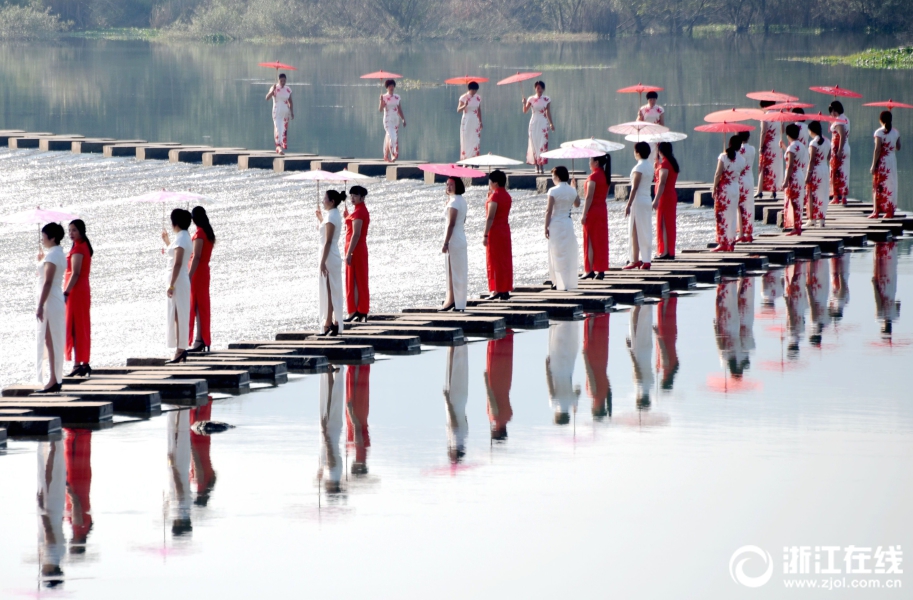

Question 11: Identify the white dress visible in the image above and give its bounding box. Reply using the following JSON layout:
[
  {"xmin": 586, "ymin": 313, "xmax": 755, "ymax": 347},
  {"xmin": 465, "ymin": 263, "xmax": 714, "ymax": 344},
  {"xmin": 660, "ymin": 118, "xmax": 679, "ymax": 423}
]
[
  {"xmin": 628, "ymin": 159, "xmax": 654, "ymax": 263},
  {"xmin": 806, "ymin": 137, "xmax": 832, "ymax": 221},
  {"xmin": 318, "ymin": 208, "xmax": 345, "ymax": 332},
  {"xmin": 444, "ymin": 194, "xmax": 468, "ymax": 310},
  {"xmin": 37, "ymin": 245, "xmax": 66, "ymax": 384},
  {"xmin": 874, "ymin": 126, "xmax": 901, "ymax": 212},
  {"xmin": 319, "ymin": 370, "xmax": 345, "ymax": 487},
  {"xmin": 167, "ymin": 409, "xmax": 192, "ymax": 528},
  {"xmin": 738, "ymin": 143, "xmax": 756, "ymax": 236},
  {"xmin": 783, "ymin": 140, "xmax": 809, "ymax": 230},
  {"xmin": 526, "ymin": 94, "xmax": 551, "ymax": 166},
  {"xmin": 166, "ymin": 230, "xmax": 192, "ymax": 349},
  {"xmin": 382, "ymin": 93, "xmax": 401, "ymax": 161},
  {"xmin": 759, "ymin": 113, "xmax": 784, "ymax": 192},
  {"xmin": 444, "ymin": 345, "xmax": 469, "ymax": 453},
  {"xmin": 459, "ymin": 93, "xmax": 482, "ymax": 160},
  {"xmin": 271, "ymin": 84, "xmax": 292, "ymax": 151},
  {"xmin": 628, "ymin": 305, "xmax": 654, "ymax": 404},
  {"xmin": 546, "ymin": 182, "xmax": 579, "ymax": 290},
  {"xmin": 547, "ymin": 321, "xmax": 579, "ymax": 420}
]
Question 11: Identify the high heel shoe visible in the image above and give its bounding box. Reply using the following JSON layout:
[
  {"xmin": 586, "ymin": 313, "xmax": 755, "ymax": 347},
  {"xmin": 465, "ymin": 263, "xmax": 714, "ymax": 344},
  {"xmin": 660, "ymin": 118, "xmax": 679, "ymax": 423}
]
[
  {"xmin": 357, "ymin": 312, "xmax": 368, "ymax": 322},
  {"xmin": 66, "ymin": 365, "xmax": 85, "ymax": 378},
  {"xmin": 328, "ymin": 323, "xmax": 339, "ymax": 337},
  {"xmin": 167, "ymin": 350, "xmax": 188, "ymax": 364},
  {"xmin": 41, "ymin": 382, "xmax": 63, "ymax": 393},
  {"xmin": 317, "ymin": 326, "xmax": 334, "ymax": 337},
  {"xmin": 343, "ymin": 313, "xmax": 359, "ymax": 323},
  {"xmin": 188, "ymin": 342, "xmax": 209, "ymax": 353},
  {"xmin": 438, "ymin": 303, "xmax": 455, "ymax": 312},
  {"xmin": 579, "ymin": 271, "xmax": 596, "ymax": 280},
  {"xmin": 622, "ymin": 261, "xmax": 642, "ymax": 270},
  {"xmin": 595, "ymin": 272, "xmax": 605, "ymax": 280}
]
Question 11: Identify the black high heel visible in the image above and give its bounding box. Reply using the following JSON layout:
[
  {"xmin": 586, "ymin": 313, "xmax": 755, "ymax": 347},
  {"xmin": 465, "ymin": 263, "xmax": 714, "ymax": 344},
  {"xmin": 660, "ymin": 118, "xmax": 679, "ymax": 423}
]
[
  {"xmin": 41, "ymin": 382, "xmax": 63, "ymax": 393},
  {"xmin": 343, "ymin": 313, "xmax": 359, "ymax": 323},
  {"xmin": 316, "ymin": 326, "xmax": 334, "ymax": 337},
  {"xmin": 595, "ymin": 272, "xmax": 605, "ymax": 280},
  {"xmin": 579, "ymin": 271, "xmax": 596, "ymax": 280},
  {"xmin": 167, "ymin": 350, "xmax": 188, "ymax": 364},
  {"xmin": 188, "ymin": 342, "xmax": 209, "ymax": 353},
  {"xmin": 66, "ymin": 365, "xmax": 84, "ymax": 378},
  {"xmin": 358, "ymin": 313, "xmax": 368, "ymax": 322},
  {"xmin": 438, "ymin": 303, "xmax": 455, "ymax": 312},
  {"xmin": 328, "ymin": 323, "xmax": 339, "ymax": 337},
  {"xmin": 82, "ymin": 364, "xmax": 92, "ymax": 378}
]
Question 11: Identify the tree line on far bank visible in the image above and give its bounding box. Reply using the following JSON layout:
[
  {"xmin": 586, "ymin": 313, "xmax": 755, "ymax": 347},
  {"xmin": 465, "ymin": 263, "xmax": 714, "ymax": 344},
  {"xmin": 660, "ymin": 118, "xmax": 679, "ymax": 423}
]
[{"xmin": 1, "ymin": 0, "xmax": 910, "ymax": 40}]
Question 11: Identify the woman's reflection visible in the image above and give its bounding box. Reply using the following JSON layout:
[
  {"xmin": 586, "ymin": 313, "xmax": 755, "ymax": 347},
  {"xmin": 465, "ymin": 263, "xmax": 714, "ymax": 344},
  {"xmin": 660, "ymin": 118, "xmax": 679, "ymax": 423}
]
[
  {"xmin": 737, "ymin": 277, "xmax": 757, "ymax": 367},
  {"xmin": 873, "ymin": 241, "xmax": 901, "ymax": 336},
  {"xmin": 714, "ymin": 279, "xmax": 744, "ymax": 375},
  {"xmin": 627, "ymin": 305, "xmax": 654, "ymax": 409},
  {"xmin": 484, "ymin": 336, "xmax": 513, "ymax": 441},
  {"xmin": 168, "ymin": 409, "xmax": 192, "ymax": 537},
  {"xmin": 547, "ymin": 322, "xmax": 580, "ymax": 424},
  {"xmin": 654, "ymin": 298, "xmax": 679, "ymax": 392},
  {"xmin": 346, "ymin": 364, "xmax": 371, "ymax": 476},
  {"xmin": 828, "ymin": 254, "xmax": 850, "ymax": 320},
  {"xmin": 38, "ymin": 439, "xmax": 66, "ymax": 588},
  {"xmin": 583, "ymin": 314, "xmax": 612, "ymax": 419},
  {"xmin": 189, "ymin": 400, "xmax": 217, "ymax": 507},
  {"xmin": 761, "ymin": 269, "xmax": 785, "ymax": 315},
  {"xmin": 806, "ymin": 259, "xmax": 830, "ymax": 346},
  {"xmin": 784, "ymin": 262, "xmax": 808, "ymax": 359},
  {"xmin": 445, "ymin": 345, "xmax": 469, "ymax": 462},
  {"xmin": 319, "ymin": 368, "xmax": 345, "ymax": 493},
  {"xmin": 64, "ymin": 428, "xmax": 92, "ymax": 557}
]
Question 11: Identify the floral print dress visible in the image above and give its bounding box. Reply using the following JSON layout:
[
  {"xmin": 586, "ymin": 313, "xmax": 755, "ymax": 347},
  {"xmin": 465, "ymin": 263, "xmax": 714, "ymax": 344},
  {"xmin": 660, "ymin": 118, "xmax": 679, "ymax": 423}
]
[
  {"xmin": 805, "ymin": 137, "xmax": 831, "ymax": 222},
  {"xmin": 873, "ymin": 126, "xmax": 900, "ymax": 215},
  {"xmin": 714, "ymin": 152, "xmax": 745, "ymax": 251},
  {"xmin": 758, "ymin": 113, "xmax": 783, "ymax": 193},
  {"xmin": 829, "ymin": 115, "xmax": 851, "ymax": 200},
  {"xmin": 382, "ymin": 93, "xmax": 401, "ymax": 162},
  {"xmin": 459, "ymin": 92, "xmax": 482, "ymax": 160},
  {"xmin": 526, "ymin": 94, "xmax": 550, "ymax": 166}
]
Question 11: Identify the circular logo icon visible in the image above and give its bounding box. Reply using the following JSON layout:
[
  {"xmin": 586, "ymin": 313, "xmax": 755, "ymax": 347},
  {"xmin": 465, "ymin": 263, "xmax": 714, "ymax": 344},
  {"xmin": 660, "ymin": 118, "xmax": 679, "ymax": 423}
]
[{"xmin": 729, "ymin": 545, "xmax": 774, "ymax": 588}]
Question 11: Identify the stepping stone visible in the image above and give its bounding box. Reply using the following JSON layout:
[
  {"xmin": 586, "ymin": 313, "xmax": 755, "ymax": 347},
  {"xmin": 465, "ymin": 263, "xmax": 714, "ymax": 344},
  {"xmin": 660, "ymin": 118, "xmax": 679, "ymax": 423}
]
[
  {"xmin": 238, "ymin": 153, "xmax": 280, "ymax": 169},
  {"xmin": 670, "ymin": 261, "xmax": 745, "ymax": 277},
  {"xmin": 386, "ymin": 165, "xmax": 423, "ymax": 180},
  {"xmin": 0, "ymin": 400, "xmax": 113, "ymax": 423},
  {"xmin": 72, "ymin": 139, "xmax": 143, "ymax": 153},
  {"xmin": 103, "ymin": 142, "xmax": 181, "ymax": 157},
  {"xmin": 505, "ymin": 292, "xmax": 618, "ymax": 310},
  {"xmin": 609, "ymin": 266, "xmax": 721, "ymax": 284},
  {"xmin": 284, "ymin": 326, "xmax": 464, "ymax": 345},
  {"xmin": 273, "ymin": 155, "xmax": 332, "ymax": 172},
  {"xmin": 226, "ymin": 342, "xmax": 374, "ymax": 362},
  {"xmin": 738, "ymin": 243, "xmax": 820, "ymax": 260},
  {"xmin": 373, "ymin": 313, "xmax": 507, "ymax": 334},
  {"xmin": 0, "ymin": 415, "xmax": 61, "ymax": 436},
  {"xmin": 753, "ymin": 236, "xmax": 844, "ymax": 254},
  {"xmin": 461, "ymin": 309, "xmax": 548, "ymax": 328},
  {"xmin": 85, "ymin": 369, "xmax": 250, "ymax": 390},
  {"xmin": 592, "ymin": 272, "xmax": 697, "ymax": 291},
  {"xmin": 1, "ymin": 132, "xmax": 53, "ymax": 146},
  {"xmin": 170, "ymin": 147, "xmax": 244, "ymax": 163},
  {"xmin": 466, "ymin": 300, "xmax": 585, "ymax": 319},
  {"xmin": 30, "ymin": 390, "xmax": 161, "ymax": 413},
  {"xmin": 673, "ymin": 252, "xmax": 770, "ymax": 270},
  {"xmin": 41, "ymin": 136, "xmax": 103, "ymax": 151},
  {"xmin": 10, "ymin": 134, "xmax": 83, "ymax": 149},
  {"xmin": 62, "ymin": 378, "xmax": 207, "ymax": 401},
  {"xmin": 138, "ymin": 144, "xmax": 210, "ymax": 161},
  {"xmin": 179, "ymin": 360, "xmax": 288, "ymax": 381},
  {"xmin": 347, "ymin": 161, "xmax": 417, "ymax": 177}
]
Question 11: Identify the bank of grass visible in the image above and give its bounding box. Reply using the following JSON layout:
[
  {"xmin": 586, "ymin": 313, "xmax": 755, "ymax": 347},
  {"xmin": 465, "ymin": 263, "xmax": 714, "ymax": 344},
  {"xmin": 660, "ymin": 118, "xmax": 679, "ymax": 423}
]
[
  {"xmin": 793, "ymin": 46, "xmax": 913, "ymax": 69},
  {"xmin": 0, "ymin": 4, "xmax": 69, "ymax": 40},
  {"xmin": 66, "ymin": 28, "xmax": 161, "ymax": 41}
]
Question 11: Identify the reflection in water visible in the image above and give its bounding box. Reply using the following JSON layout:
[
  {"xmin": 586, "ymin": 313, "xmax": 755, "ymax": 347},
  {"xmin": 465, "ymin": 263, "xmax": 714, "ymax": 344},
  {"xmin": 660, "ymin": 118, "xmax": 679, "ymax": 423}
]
[
  {"xmin": 484, "ymin": 336, "xmax": 513, "ymax": 441},
  {"xmin": 873, "ymin": 242, "xmax": 901, "ymax": 337},
  {"xmin": 189, "ymin": 401, "xmax": 217, "ymax": 507},
  {"xmin": 37, "ymin": 439, "xmax": 66, "ymax": 588},
  {"xmin": 784, "ymin": 263, "xmax": 809, "ymax": 359},
  {"xmin": 738, "ymin": 277, "xmax": 757, "ymax": 364},
  {"xmin": 654, "ymin": 299, "xmax": 679, "ymax": 391},
  {"xmin": 167, "ymin": 410, "xmax": 193, "ymax": 537},
  {"xmin": 445, "ymin": 345, "xmax": 469, "ymax": 462},
  {"xmin": 346, "ymin": 365, "xmax": 371, "ymax": 476},
  {"xmin": 714, "ymin": 278, "xmax": 757, "ymax": 380},
  {"xmin": 761, "ymin": 268, "xmax": 785, "ymax": 314},
  {"xmin": 806, "ymin": 259, "xmax": 830, "ymax": 346},
  {"xmin": 627, "ymin": 305, "xmax": 654, "ymax": 409},
  {"xmin": 583, "ymin": 315, "xmax": 612, "ymax": 419},
  {"xmin": 64, "ymin": 429, "xmax": 93, "ymax": 556},
  {"xmin": 829, "ymin": 254, "xmax": 851, "ymax": 320},
  {"xmin": 547, "ymin": 322, "xmax": 580, "ymax": 425},
  {"xmin": 319, "ymin": 369, "xmax": 345, "ymax": 493}
]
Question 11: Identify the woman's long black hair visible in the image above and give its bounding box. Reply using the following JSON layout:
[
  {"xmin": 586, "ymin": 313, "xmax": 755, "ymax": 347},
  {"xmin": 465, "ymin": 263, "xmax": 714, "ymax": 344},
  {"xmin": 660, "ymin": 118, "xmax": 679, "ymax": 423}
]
[
  {"xmin": 726, "ymin": 135, "xmax": 741, "ymax": 161},
  {"xmin": 69, "ymin": 219, "xmax": 93, "ymax": 256},
  {"xmin": 593, "ymin": 153, "xmax": 611, "ymax": 185},
  {"xmin": 881, "ymin": 110, "xmax": 893, "ymax": 133},
  {"xmin": 658, "ymin": 142, "xmax": 680, "ymax": 174},
  {"xmin": 191, "ymin": 206, "xmax": 216, "ymax": 244}
]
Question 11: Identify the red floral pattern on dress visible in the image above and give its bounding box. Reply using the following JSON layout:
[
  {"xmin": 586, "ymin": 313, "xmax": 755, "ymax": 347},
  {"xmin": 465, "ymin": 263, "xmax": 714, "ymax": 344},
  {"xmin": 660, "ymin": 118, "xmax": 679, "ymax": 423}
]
[
  {"xmin": 758, "ymin": 122, "xmax": 781, "ymax": 192},
  {"xmin": 873, "ymin": 127, "xmax": 899, "ymax": 215},
  {"xmin": 382, "ymin": 93, "xmax": 401, "ymax": 162},
  {"xmin": 714, "ymin": 153, "xmax": 742, "ymax": 251},
  {"xmin": 804, "ymin": 138, "xmax": 830, "ymax": 221},
  {"xmin": 782, "ymin": 141, "xmax": 807, "ymax": 233},
  {"xmin": 829, "ymin": 117, "xmax": 850, "ymax": 199},
  {"xmin": 459, "ymin": 93, "xmax": 482, "ymax": 160},
  {"xmin": 526, "ymin": 95, "xmax": 550, "ymax": 166},
  {"xmin": 738, "ymin": 145, "xmax": 755, "ymax": 239}
]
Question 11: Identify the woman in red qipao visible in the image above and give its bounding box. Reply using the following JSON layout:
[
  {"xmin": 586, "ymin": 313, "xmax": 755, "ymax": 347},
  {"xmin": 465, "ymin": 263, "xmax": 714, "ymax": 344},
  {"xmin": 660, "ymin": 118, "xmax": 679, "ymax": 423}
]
[
  {"xmin": 652, "ymin": 142, "xmax": 680, "ymax": 259},
  {"xmin": 189, "ymin": 400, "xmax": 217, "ymax": 506},
  {"xmin": 483, "ymin": 170, "xmax": 513, "ymax": 300},
  {"xmin": 344, "ymin": 186, "xmax": 370, "ymax": 322},
  {"xmin": 64, "ymin": 220, "xmax": 93, "ymax": 377},
  {"xmin": 346, "ymin": 364, "xmax": 371, "ymax": 475},
  {"xmin": 188, "ymin": 207, "xmax": 215, "ymax": 352},
  {"xmin": 580, "ymin": 154, "xmax": 610, "ymax": 279},
  {"xmin": 583, "ymin": 314, "xmax": 611, "ymax": 419},
  {"xmin": 485, "ymin": 335, "xmax": 514, "ymax": 440},
  {"xmin": 64, "ymin": 428, "xmax": 93, "ymax": 549}
]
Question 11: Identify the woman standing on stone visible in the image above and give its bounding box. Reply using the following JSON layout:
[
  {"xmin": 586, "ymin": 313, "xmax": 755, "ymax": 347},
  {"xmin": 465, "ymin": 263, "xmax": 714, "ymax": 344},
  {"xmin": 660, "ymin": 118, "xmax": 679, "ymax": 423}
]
[
  {"xmin": 737, "ymin": 131, "xmax": 756, "ymax": 243},
  {"xmin": 580, "ymin": 153, "xmax": 610, "ymax": 280},
  {"xmin": 63, "ymin": 219, "xmax": 93, "ymax": 377},
  {"xmin": 458, "ymin": 81, "xmax": 482, "ymax": 160},
  {"xmin": 780, "ymin": 124, "xmax": 808, "ymax": 235},
  {"xmin": 379, "ymin": 79, "xmax": 406, "ymax": 162},
  {"xmin": 712, "ymin": 136, "xmax": 746, "ymax": 251},
  {"xmin": 37, "ymin": 223, "xmax": 67, "ymax": 392},
  {"xmin": 871, "ymin": 110, "xmax": 901, "ymax": 219},
  {"xmin": 162, "ymin": 209, "xmax": 192, "ymax": 363},
  {"xmin": 756, "ymin": 100, "xmax": 782, "ymax": 199},
  {"xmin": 484, "ymin": 170, "xmax": 513, "ymax": 299},
  {"xmin": 804, "ymin": 121, "xmax": 831, "ymax": 228},
  {"xmin": 344, "ymin": 186, "xmax": 370, "ymax": 322},
  {"xmin": 316, "ymin": 190, "xmax": 345, "ymax": 336},
  {"xmin": 265, "ymin": 73, "xmax": 293, "ymax": 155},
  {"xmin": 188, "ymin": 207, "xmax": 215, "ymax": 352},
  {"xmin": 441, "ymin": 177, "xmax": 468, "ymax": 312},
  {"xmin": 545, "ymin": 166, "xmax": 580, "ymax": 291},
  {"xmin": 652, "ymin": 142, "xmax": 680, "ymax": 259},
  {"xmin": 828, "ymin": 101, "xmax": 851, "ymax": 206},
  {"xmin": 523, "ymin": 81, "xmax": 553, "ymax": 174},
  {"xmin": 623, "ymin": 142, "xmax": 653, "ymax": 270}
]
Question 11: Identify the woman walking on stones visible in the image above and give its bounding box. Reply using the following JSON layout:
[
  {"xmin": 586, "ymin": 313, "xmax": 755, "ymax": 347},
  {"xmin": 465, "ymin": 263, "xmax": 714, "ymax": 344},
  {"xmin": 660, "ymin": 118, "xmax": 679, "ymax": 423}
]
[
  {"xmin": 523, "ymin": 81, "xmax": 553, "ymax": 174},
  {"xmin": 871, "ymin": 110, "xmax": 901, "ymax": 219},
  {"xmin": 828, "ymin": 101, "xmax": 851, "ymax": 205},
  {"xmin": 712, "ymin": 136, "xmax": 746, "ymax": 251},
  {"xmin": 63, "ymin": 219, "xmax": 93, "ymax": 377},
  {"xmin": 458, "ymin": 81, "xmax": 482, "ymax": 160},
  {"xmin": 805, "ymin": 121, "xmax": 831, "ymax": 228},
  {"xmin": 380, "ymin": 79, "xmax": 406, "ymax": 162},
  {"xmin": 265, "ymin": 73, "xmax": 293, "ymax": 154}
]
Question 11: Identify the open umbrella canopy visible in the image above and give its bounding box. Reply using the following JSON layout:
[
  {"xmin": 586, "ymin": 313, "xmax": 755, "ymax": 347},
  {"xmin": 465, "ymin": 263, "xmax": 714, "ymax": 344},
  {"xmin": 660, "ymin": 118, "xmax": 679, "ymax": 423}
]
[
  {"xmin": 704, "ymin": 108, "xmax": 766, "ymax": 123},
  {"xmin": 617, "ymin": 83, "xmax": 664, "ymax": 94},
  {"xmin": 497, "ymin": 72, "xmax": 542, "ymax": 85},
  {"xmin": 360, "ymin": 70, "xmax": 403, "ymax": 79},
  {"xmin": 608, "ymin": 121, "xmax": 669, "ymax": 136},
  {"xmin": 560, "ymin": 138, "xmax": 625, "ymax": 153},
  {"xmin": 746, "ymin": 90, "xmax": 798, "ymax": 102},
  {"xmin": 0, "ymin": 207, "xmax": 80, "ymax": 225},
  {"xmin": 123, "ymin": 190, "xmax": 207, "ymax": 204},
  {"xmin": 334, "ymin": 169, "xmax": 372, "ymax": 180},
  {"xmin": 540, "ymin": 146, "xmax": 604, "ymax": 160},
  {"xmin": 457, "ymin": 153, "xmax": 523, "ymax": 167},
  {"xmin": 810, "ymin": 85, "xmax": 862, "ymax": 99},
  {"xmin": 766, "ymin": 101, "xmax": 815, "ymax": 111},
  {"xmin": 258, "ymin": 61, "xmax": 297, "ymax": 71},
  {"xmin": 625, "ymin": 132, "xmax": 687, "ymax": 143},
  {"xmin": 419, "ymin": 163, "xmax": 486, "ymax": 178},
  {"xmin": 694, "ymin": 122, "xmax": 755, "ymax": 133},
  {"xmin": 863, "ymin": 99, "xmax": 913, "ymax": 110},
  {"xmin": 755, "ymin": 111, "xmax": 807, "ymax": 123},
  {"xmin": 283, "ymin": 170, "xmax": 348, "ymax": 182},
  {"xmin": 803, "ymin": 111, "xmax": 842, "ymax": 123},
  {"xmin": 445, "ymin": 76, "xmax": 489, "ymax": 85}
]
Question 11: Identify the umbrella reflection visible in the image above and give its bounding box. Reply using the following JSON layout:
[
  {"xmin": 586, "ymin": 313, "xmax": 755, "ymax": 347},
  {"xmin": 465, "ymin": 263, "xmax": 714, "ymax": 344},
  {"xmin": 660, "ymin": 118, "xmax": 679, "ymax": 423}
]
[
  {"xmin": 444, "ymin": 345, "xmax": 469, "ymax": 462},
  {"xmin": 319, "ymin": 369, "xmax": 345, "ymax": 494},
  {"xmin": 583, "ymin": 314, "xmax": 612, "ymax": 419},
  {"xmin": 546, "ymin": 322, "xmax": 580, "ymax": 425},
  {"xmin": 873, "ymin": 242, "xmax": 901, "ymax": 337},
  {"xmin": 626, "ymin": 305, "xmax": 654, "ymax": 409},
  {"xmin": 784, "ymin": 262, "xmax": 809, "ymax": 359},
  {"xmin": 37, "ymin": 439, "xmax": 66, "ymax": 589},
  {"xmin": 829, "ymin": 254, "xmax": 850, "ymax": 320},
  {"xmin": 806, "ymin": 259, "xmax": 830, "ymax": 346},
  {"xmin": 346, "ymin": 365, "xmax": 371, "ymax": 476},
  {"xmin": 189, "ymin": 400, "xmax": 217, "ymax": 507},
  {"xmin": 167, "ymin": 410, "xmax": 192, "ymax": 537},
  {"xmin": 654, "ymin": 298, "xmax": 679, "ymax": 391},
  {"xmin": 484, "ymin": 336, "xmax": 513, "ymax": 441},
  {"xmin": 64, "ymin": 429, "xmax": 92, "ymax": 557}
]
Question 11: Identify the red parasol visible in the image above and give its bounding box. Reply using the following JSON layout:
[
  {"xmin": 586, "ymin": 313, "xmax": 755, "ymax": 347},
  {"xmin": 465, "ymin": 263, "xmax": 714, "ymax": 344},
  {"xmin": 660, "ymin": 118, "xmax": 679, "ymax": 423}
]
[
  {"xmin": 704, "ymin": 108, "xmax": 765, "ymax": 123},
  {"xmin": 803, "ymin": 111, "xmax": 842, "ymax": 123},
  {"xmin": 445, "ymin": 76, "xmax": 489, "ymax": 85},
  {"xmin": 695, "ymin": 121, "xmax": 755, "ymax": 150},
  {"xmin": 617, "ymin": 82, "xmax": 664, "ymax": 94},
  {"xmin": 497, "ymin": 71, "xmax": 542, "ymax": 85},
  {"xmin": 766, "ymin": 101, "xmax": 814, "ymax": 111},
  {"xmin": 810, "ymin": 85, "xmax": 862, "ymax": 99},
  {"xmin": 360, "ymin": 70, "xmax": 403, "ymax": 79},
  {"xmin": 746, "ymin": 90, "xmax": 798, "ymax": 102},
  {"xmin": 755, "ymin": 111, "xmax": 805, "ymax": 123},
  {"xmin": 863, "ymin": 99, "xmax": 913, "ymax": 111},
  {"xmin": 258, "ymin": 61, "xmax": 297, "ymax": 72},
  {"xmin": 418, "ymin": 163, "xmax": 486, "ymax": 178}
]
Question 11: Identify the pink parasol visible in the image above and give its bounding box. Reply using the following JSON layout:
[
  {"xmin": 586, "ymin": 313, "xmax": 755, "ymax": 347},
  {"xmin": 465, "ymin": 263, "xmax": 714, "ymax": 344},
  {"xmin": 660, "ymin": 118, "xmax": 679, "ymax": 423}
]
[
  {"xmin": 704, "ymin": 108, "xmax": 765, "ymax": 123},
  {"xmin": 540, "ymin": 145, "xmax": 604, "ymax": 174},
  {"xmin": 746, "ymin": 90, "xmax": 798, "ymax": 102},
  {"xmin": 766, "ymin": 101, "xmax": 815, "ymax": 111},
  {"xmin": 863, "ymin": 99, "xmax": 913, "ymax": 111},
  {"xmin": 608, "ymin": 121, "xmax": 669, "ymax": 141},
  {"xmin": 445, "ymin": 76, "xmax": 489, "ymax": 85},
  {"xmin": 124, "ymin": 190, "xmax": 206, "ymax": 204},
  {"xmin": 259, "ymin": 61, "xmax": 297, "ymax": 72},
  {"xmin": 617, "ymin": 82, "xmax": 664, "ymax": 107},
  {"xmin": 1, "ymin": 207, "xmax": 79, "ymax": 225},
  {"xmin": 284, "ymin": 170, "xmax": 349, "ymax": 208},
  {"xmin": 418, "ymin": 163, "xmax": 486, "ymax": 178},
  {"xmin": 497, "ymin": 71, "xmax": 542, "ymax": 85},
  {"xmin": 695, "ymin": 121, "xmax": 755, "ymax": 150},
  {"xmin": 810, "ymin": 85, "xmax": 862, "ymax": 99},
  {"xmin": 803, "ymin": 111, "xmax": 842, "ymax": 123},
  {"xmin": 360, "ymin": 70, "xmax": 403, "ymax": 80}
]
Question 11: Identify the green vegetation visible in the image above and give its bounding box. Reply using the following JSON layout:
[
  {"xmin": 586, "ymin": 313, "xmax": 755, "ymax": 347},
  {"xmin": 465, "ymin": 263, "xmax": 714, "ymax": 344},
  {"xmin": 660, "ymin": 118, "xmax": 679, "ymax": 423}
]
[
  {"xmin": 794, "ymin": 47, "xmax": 913, "ymax": 70},
  {"xmin": 0, "ymin": 3, "xmax": 69, "ymax": 39},
  {"xmin": 67, "ymin": 27, "xmax": 160, "ymax": 40}
]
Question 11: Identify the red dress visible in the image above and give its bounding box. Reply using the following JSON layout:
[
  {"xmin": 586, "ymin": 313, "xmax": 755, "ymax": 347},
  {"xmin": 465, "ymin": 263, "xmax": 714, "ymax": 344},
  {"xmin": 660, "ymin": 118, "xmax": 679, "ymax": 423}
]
[
  {"xmin": 655, "ymin": 297, "xmax": 679, "ymax": 389},
  {"xmin": 345, "ymin": 203, "xmax": 370, "ymax": 315},
  {"xmin": 583, "ymin": 314, "xmax": 610, "ymax": 417},
  {"xmin": 64, "ymin": 239, "xmax": 91, "ymax": 364},
  {"xmin": 64, "ymin": 428, "xmax": 93, "ymax": 542},
  {"xmin": 189, "ymin": 400, "xmax": 217, "ymax": 502},
  {"xmin": 486, "ymin": 187, "xmax": 513, "ymax": 293},
  {"xmin": 655, "ymin": 158, "xmax": 679, "ymax": 257},
  {"xmin": 345, "ymin": 364, "xmax": 371, "ymax": 464},
  {"xmin": 485, "ymin": 335, "xmax": 513, "ymax": 432},
  {"xmin": 583, "ymin": 169, "xmax": 610, "ymax": 272},
  {"xmin": 188, "ymin": 228, "xmax": 214, "ymax": 346}
]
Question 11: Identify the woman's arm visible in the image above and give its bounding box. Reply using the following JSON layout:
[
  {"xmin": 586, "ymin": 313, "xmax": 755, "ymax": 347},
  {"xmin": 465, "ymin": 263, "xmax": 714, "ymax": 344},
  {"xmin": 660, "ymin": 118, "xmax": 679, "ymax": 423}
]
[
  {"xmin": 478, "ymin": 104, "xmax": 482, "ymax": 129},
  {"xmin": 581, "ymin": 180, "xmax": 595, "ymax": 224},
  {"xmin": 483, "ymin": 201, "xmax": 498, "ymax": 246},
  {"xmin": 320, "ymin": 223, "xmax": 335, "ymax": 276},
  {"xmin": 522, "ymin": 98, "xmax": 531, "ymax": 114},
  {"xmin": 265, "ymin": 84, "xmax": 276, "ymax": 101},
  {"xmin": 397, "ymin": 102, "xmax": 406, "ymax": 126},
  {"xmin": 712, "ymin": 160, "xmax": 724, "ymax": 194},
  {"xmin": 189, "ymin": 238, "xmax": 203, "ymax": 279},
  {"xmin": 871, "ymin": 138, "xmax": 883, "ymax": 174},
  {"xmin": 346, "ymin": 220, "xmax": 363, "ymax": 265},
  {"xmin": 288, "ymin": 96, "xmax": 294, "ymax": 120},
  {"xmin": 573, "ymin": 189, "xmax": 581, "ymax": 209},
  {"xmin": 167, "ymin": 248, "xmax": 184, "ymax": 298},
  {"xmin": 36, "ymin": 262, "xmax": 56, "ymax": 321},
  {"xmin": 544, "ymin": 195, "xmax": 555, "ymax": 239},
  {"xmin": 378, "ymin": 94, "xmax": 385, "ymax": 112},
  {"xmin": 626, "ymin": 172, "xmax": 642, "ymax": 217},
  {"xmin": 545, "ymin": 103, "xmax": 554, "ymax": 130},
  {"xmin": 782, "ymin": 152, "xmax": 796, "ymax": 190},
  {"xmin": 834, "ymin": 124, "xmax": 846, "ymax": 154},
  {"xmin": 63, "ymin": 254, "xmax": 82, "ymax": 298},
  {"xmin": 653, "ymin": 168, "xmax": 669, "ymax": 210},
  {"xmin": 658, "ymin": 112, "xmax": 665, "ymax": 126},
  {"xmin": 442, "ymin": 208, "xmax": 457, "ymax": 253},
  {"xmin": 897, "ymin": 137, "xmax": 901, "ymax": 152},
  {"xmin": 457, "ymin": 95, "xmax": 467, "ymax": 113},
  {"xmin": 315, "ymin": 207, "xmax": 323, "ymax": 226}
]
